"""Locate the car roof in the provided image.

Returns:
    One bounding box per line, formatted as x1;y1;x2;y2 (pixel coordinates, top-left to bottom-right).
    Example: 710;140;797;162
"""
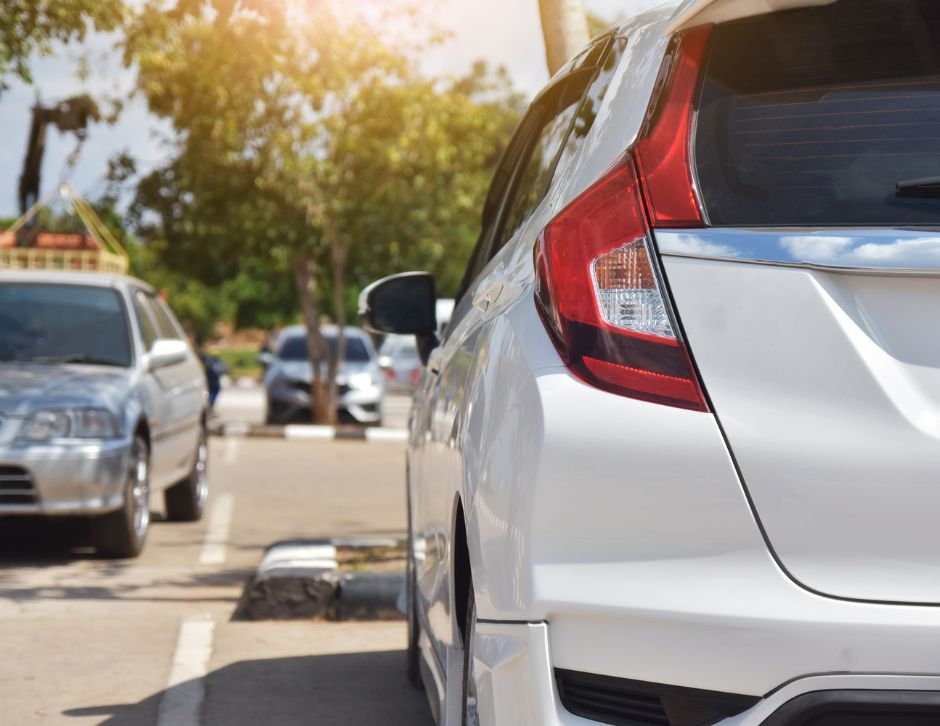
0;269;153;293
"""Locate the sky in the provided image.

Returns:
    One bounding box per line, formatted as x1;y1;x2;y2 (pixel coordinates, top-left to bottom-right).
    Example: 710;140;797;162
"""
0;0;655;218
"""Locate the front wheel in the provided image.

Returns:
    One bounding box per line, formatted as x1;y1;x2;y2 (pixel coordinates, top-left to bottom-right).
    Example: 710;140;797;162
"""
164;426;208;522
461;587;479;726
406;542;422;688
94;435;150;558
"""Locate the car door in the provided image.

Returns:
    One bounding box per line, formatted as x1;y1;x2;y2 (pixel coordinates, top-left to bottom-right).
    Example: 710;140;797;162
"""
149;295;205;480
131;289;176;487
133;290;196;488
409;35;619;669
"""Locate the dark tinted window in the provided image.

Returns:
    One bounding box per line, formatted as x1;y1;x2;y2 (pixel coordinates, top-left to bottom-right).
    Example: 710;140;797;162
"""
695;0;940;226
278;333;371;363
496;81;585;250
0;284;132;367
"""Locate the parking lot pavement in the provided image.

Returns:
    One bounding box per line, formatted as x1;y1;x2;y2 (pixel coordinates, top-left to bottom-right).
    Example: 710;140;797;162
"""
0;438;432;725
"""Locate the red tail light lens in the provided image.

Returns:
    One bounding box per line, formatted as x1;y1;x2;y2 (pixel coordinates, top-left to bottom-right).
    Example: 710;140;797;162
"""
534;27;712;412
635;25;713;227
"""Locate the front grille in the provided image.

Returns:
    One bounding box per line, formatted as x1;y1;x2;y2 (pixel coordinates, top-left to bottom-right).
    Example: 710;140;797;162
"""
556;669;758;726
0;466;38;505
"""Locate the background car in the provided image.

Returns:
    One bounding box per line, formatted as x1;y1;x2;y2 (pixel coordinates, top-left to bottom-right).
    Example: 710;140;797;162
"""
363;1;940;724
377;334;423;393
0;271;209;557
263;325;384;425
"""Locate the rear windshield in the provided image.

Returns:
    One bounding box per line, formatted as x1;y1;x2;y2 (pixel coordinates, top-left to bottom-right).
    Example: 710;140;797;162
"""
695;0;940;227
278;333;371;363
0;283;132;367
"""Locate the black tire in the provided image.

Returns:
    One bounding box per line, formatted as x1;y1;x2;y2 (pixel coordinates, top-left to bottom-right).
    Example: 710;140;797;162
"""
406;550;423;688
94;435;150;558
406;478;422;688
165;426;209;522
460;586;478;726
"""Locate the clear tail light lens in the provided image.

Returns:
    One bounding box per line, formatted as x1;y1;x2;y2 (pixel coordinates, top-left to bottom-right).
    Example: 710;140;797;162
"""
592;241;674;339
534;27;713;412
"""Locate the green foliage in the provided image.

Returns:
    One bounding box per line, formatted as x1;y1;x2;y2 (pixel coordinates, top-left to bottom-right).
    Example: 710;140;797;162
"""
0;1;125;88
125;0;521;321
207;347;263;379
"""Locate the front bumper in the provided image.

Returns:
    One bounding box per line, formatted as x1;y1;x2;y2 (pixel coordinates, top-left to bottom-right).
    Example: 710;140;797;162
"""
471;620;940;726
0;438;130;515
267;381;384;424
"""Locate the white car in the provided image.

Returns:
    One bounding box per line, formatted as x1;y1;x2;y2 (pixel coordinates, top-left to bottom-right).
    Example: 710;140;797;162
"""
363;0;940;724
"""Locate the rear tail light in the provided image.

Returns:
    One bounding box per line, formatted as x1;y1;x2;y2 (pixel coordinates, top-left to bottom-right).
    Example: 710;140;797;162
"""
534;27;713;412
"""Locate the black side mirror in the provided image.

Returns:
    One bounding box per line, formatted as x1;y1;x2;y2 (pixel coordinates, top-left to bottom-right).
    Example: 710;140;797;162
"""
359;272;438;364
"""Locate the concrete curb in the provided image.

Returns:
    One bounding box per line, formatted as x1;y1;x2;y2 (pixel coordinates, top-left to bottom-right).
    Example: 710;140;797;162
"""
237;539;405;621
210;421;408;443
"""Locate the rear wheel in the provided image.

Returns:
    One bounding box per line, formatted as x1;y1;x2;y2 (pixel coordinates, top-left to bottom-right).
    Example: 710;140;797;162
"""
165;426;209;522
94;435;150;558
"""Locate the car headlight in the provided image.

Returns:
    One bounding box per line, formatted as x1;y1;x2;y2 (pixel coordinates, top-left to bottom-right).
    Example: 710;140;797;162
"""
348;373;375;390
18;408;121;442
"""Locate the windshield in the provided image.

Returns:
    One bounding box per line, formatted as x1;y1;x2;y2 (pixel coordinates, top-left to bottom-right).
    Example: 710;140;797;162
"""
0;283;132;367
278;333;371;363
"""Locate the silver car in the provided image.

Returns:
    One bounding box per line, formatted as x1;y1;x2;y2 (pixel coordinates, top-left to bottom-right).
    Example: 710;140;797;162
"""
377;334;422;393
0;271;209;557
263;325;384;425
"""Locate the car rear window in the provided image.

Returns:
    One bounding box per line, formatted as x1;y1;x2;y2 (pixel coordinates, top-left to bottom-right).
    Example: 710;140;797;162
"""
694;0;940;227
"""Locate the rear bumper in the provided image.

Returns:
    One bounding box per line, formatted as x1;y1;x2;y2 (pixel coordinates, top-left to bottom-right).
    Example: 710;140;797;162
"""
0;439;129;515
472;620;940;726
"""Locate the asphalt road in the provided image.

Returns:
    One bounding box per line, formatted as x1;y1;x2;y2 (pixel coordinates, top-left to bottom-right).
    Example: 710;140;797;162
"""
0;437;433;725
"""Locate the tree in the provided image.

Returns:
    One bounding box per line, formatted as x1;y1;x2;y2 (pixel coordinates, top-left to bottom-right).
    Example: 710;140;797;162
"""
125;0;520;422
0;1;125;89
538;0;590;75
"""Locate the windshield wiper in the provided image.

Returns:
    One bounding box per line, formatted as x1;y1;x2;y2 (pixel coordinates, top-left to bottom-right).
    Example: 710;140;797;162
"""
31;354;124;367
896;176;940;199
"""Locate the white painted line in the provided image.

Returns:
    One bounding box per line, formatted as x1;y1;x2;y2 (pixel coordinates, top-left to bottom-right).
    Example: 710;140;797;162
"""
365;427;409;442
199;494;234;566
157;615;215;726
223;436;239;465
284;425;336;439
224;421;250;436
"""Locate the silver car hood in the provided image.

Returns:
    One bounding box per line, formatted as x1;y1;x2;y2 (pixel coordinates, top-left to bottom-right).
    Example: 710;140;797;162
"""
0;363;133;416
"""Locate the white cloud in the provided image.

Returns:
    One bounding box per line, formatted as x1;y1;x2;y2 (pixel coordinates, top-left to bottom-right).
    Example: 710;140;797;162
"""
661;233;740;258
779;235;853;262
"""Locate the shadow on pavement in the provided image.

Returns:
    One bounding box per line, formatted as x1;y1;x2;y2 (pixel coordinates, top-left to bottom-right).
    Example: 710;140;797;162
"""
0;516;96;565
64;650;433;726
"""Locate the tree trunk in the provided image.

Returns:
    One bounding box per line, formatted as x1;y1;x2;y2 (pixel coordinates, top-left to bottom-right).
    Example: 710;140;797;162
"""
538;0;590;76
292;250;331;424
327;239;348;425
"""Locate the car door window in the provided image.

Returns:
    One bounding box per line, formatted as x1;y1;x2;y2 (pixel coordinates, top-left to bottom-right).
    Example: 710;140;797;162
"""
149;296;183;340
132;291;158;351
453;37;615;311
489;38;620;261
554;36;628;178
